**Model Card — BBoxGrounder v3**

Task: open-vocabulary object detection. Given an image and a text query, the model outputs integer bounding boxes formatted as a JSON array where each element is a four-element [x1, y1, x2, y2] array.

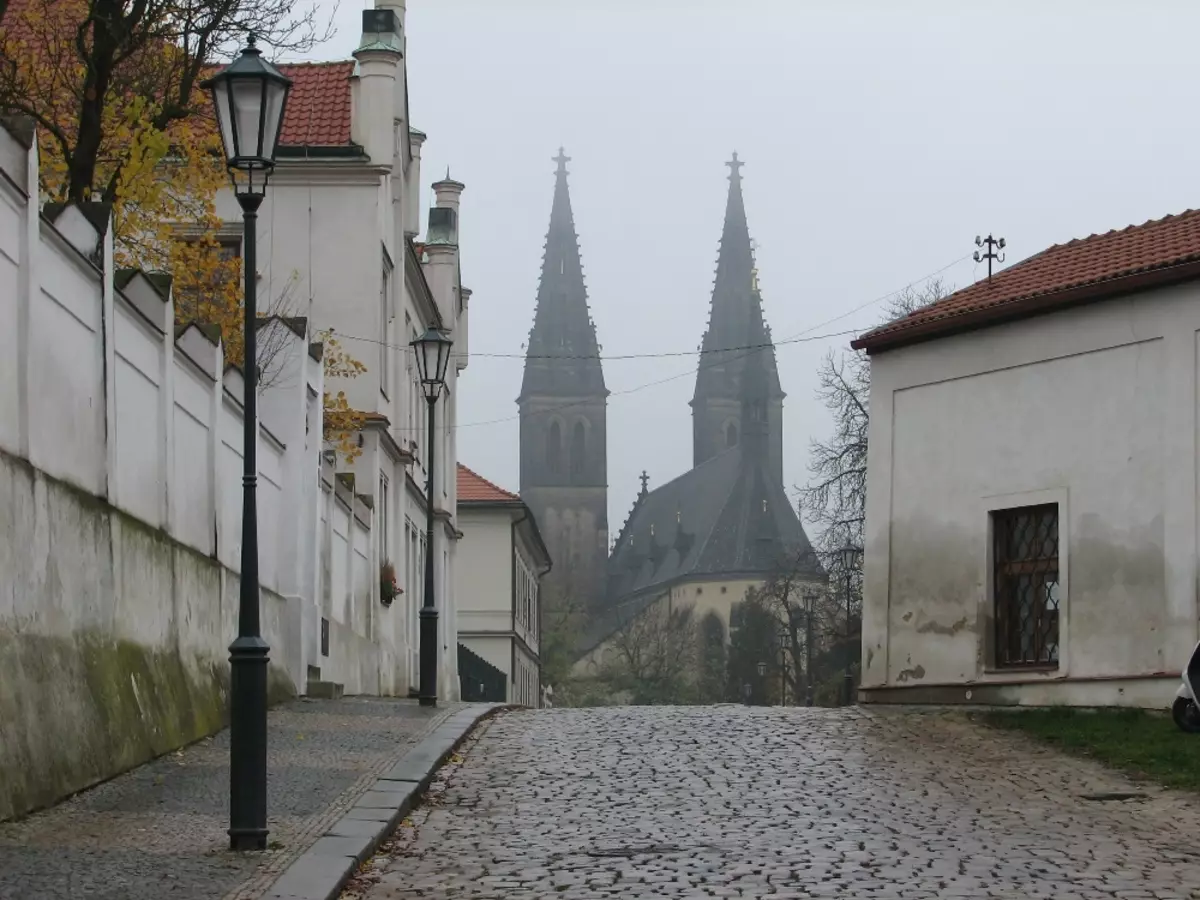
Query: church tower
[[690, 153, 784, 483], [519, 149, 609, 611]]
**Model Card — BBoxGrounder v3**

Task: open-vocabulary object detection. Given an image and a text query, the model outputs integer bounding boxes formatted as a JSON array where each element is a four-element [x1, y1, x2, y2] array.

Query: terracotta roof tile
[[457, 464, 520, 503], [277, 61, 354, 147], [854, 209, 1200, 353]]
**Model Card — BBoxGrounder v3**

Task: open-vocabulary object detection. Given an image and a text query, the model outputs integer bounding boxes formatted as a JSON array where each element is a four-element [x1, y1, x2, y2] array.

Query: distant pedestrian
[[541, 683, 554, 708], [741, 682, 752, 705]]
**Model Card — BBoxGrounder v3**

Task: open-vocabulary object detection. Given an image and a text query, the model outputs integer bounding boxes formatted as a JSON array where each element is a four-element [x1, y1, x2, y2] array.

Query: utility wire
[[331, 253, 972, 364], [329, 253, 972, 433]]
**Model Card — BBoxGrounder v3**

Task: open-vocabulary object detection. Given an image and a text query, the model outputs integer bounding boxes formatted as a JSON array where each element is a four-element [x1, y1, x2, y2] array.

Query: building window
[[570, 421, 586, 476], [726, 421, 738, 448], [547, 421, 562, 473], [993, 504, 1060, 668]]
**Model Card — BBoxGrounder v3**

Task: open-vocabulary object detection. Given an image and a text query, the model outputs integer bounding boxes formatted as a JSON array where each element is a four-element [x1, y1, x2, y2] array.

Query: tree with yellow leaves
[[0, 0, 366, 459]]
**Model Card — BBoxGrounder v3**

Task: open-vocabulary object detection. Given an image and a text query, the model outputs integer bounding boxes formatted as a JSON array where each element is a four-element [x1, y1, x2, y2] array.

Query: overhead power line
[[325, 253, 971, 433]]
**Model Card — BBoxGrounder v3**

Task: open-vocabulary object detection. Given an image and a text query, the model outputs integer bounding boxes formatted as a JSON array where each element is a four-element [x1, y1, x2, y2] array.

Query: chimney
[[351, 8, 402, 166], [422, 175, 465, 325], [427, 173, 464, 245], [433, 173, 464, 218]]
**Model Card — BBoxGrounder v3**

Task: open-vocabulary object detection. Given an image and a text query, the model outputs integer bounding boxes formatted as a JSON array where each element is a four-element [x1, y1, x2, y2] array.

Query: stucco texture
[[861, 285, 1198, 707], [0, 451, 296, 821]]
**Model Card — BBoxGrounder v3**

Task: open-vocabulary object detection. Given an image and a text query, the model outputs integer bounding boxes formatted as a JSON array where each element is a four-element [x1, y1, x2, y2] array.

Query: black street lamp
[[777, 625, 789, 706], [800, 586, 818, 707], [410, 326, 453, 706], [838, 542, 862, 707], [202, 34, 292, 853]]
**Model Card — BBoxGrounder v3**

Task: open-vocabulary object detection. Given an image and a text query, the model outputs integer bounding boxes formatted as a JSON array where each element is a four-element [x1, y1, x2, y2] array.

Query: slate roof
[[605, 445, 822, 604], [582, 444, 822, 656], [854, 209, 1200, 354], [457, 464, 520, 503]]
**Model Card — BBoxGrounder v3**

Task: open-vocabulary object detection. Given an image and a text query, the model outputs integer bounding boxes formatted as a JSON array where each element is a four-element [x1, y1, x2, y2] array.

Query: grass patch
[[979, 707, 1200, 792]]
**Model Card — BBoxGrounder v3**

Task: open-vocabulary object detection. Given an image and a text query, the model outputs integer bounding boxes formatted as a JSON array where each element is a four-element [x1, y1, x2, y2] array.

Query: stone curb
[[260, 702, 510, 900]]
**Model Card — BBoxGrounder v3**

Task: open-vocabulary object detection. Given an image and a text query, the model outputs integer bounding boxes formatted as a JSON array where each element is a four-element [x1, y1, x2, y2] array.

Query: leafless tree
[[600, 599, 697, 705], [792, 279, 951, 700], [800, 278, 951, 558], [0, 0, 335, 205]]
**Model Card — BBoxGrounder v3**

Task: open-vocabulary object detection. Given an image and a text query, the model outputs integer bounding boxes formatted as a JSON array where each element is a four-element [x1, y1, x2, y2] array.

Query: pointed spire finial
[[726, 151, 743, 182], [639, 470, 649, 497], [554, 147, 570, 175]]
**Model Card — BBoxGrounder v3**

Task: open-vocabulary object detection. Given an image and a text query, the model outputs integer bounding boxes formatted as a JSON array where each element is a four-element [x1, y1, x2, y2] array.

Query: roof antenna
[[973, 234, 1006, 283]]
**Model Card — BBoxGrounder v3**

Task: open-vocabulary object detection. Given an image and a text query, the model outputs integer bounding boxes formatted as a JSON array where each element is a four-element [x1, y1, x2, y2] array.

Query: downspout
[[510, 512, 518, 704]]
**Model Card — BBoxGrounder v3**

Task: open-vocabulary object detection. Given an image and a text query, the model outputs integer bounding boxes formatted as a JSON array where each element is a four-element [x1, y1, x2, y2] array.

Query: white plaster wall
[[0, 176, 23, 456], [0, 130, 331, 817], [172, 361, 214, 555], [31, 228, 105, 494], [456, 509, 511, 633], [862, 283, 1200, 704]]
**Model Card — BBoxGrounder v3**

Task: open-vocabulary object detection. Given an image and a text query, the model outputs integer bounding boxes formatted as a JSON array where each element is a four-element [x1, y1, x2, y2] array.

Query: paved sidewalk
[[0, 696, 463, 900]]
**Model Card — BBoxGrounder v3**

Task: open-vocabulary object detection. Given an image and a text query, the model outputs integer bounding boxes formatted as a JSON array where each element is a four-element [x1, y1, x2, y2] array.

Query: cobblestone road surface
[[346, 705, 1200, 899], [0, 697, 459, 900]]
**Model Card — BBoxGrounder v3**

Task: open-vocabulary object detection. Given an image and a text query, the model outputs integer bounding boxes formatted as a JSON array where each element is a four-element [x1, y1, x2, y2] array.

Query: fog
[[304, 0, 1200, 530]]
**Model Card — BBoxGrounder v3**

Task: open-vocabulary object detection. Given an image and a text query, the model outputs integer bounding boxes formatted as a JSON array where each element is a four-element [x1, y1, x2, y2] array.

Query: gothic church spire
[[520, 148, 606, 401], [691, 153, 784, 478]]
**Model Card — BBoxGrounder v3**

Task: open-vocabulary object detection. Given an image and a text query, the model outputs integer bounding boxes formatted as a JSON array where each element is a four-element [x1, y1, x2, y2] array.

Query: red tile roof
[[277, 61, 354, 147], [457, 464, 520, 503], [853, 209, 1200, 354]]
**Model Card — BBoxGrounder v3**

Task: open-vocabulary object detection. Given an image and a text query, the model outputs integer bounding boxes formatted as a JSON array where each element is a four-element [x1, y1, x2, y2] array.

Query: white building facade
[[455, 464, 551, 707], [855, 212, 1200, 708], [214, 0, 470, 700]]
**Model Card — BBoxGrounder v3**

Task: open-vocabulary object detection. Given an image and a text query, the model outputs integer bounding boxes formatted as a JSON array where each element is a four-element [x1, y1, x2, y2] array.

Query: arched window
[[726, 421, 739, 448], [547, 420, 562, 473], [570, 421, 586, 476]]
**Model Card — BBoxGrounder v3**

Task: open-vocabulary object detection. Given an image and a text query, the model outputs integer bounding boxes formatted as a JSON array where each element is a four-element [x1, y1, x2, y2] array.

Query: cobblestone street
[[347, 705, 1200, 899]]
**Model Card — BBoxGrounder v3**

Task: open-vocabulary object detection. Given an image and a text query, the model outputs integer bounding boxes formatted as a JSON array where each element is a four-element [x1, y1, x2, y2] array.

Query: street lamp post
[[410, 326, 453, 707], [838, 543, 862, 707], [756, 660, 767, 706], [202, 34, 292, 853], [778, 625, 789, 706], [800, 587, 817, 707]]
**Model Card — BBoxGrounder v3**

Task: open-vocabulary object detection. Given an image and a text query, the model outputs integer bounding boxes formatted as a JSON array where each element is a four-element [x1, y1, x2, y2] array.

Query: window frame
[[982, 489, 1069, 676]]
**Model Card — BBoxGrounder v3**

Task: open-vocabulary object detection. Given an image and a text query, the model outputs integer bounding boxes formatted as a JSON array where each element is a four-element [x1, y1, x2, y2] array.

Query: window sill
[[983, 665, 1059, 676]]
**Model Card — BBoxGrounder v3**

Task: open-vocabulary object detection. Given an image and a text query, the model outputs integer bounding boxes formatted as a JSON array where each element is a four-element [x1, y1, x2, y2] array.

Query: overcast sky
[[301, 0, 1197, 533]]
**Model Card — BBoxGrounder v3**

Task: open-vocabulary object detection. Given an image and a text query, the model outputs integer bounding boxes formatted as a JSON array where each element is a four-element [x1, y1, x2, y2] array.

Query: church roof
[[582, 443, 822, 656], [520, 149, 606, 402], [692, 153, 783, 405], [605, 445, 822, 605]]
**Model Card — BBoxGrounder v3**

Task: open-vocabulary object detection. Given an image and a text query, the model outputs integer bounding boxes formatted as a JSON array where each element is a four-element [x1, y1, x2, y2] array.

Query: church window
[[570, 421, 586, 476], [726, 421, 739, 448], [547, 421, 562, 473]]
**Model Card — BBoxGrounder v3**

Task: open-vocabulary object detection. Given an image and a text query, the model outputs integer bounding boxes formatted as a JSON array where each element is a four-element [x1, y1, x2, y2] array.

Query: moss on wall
[[0, 451, 297, 822]]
